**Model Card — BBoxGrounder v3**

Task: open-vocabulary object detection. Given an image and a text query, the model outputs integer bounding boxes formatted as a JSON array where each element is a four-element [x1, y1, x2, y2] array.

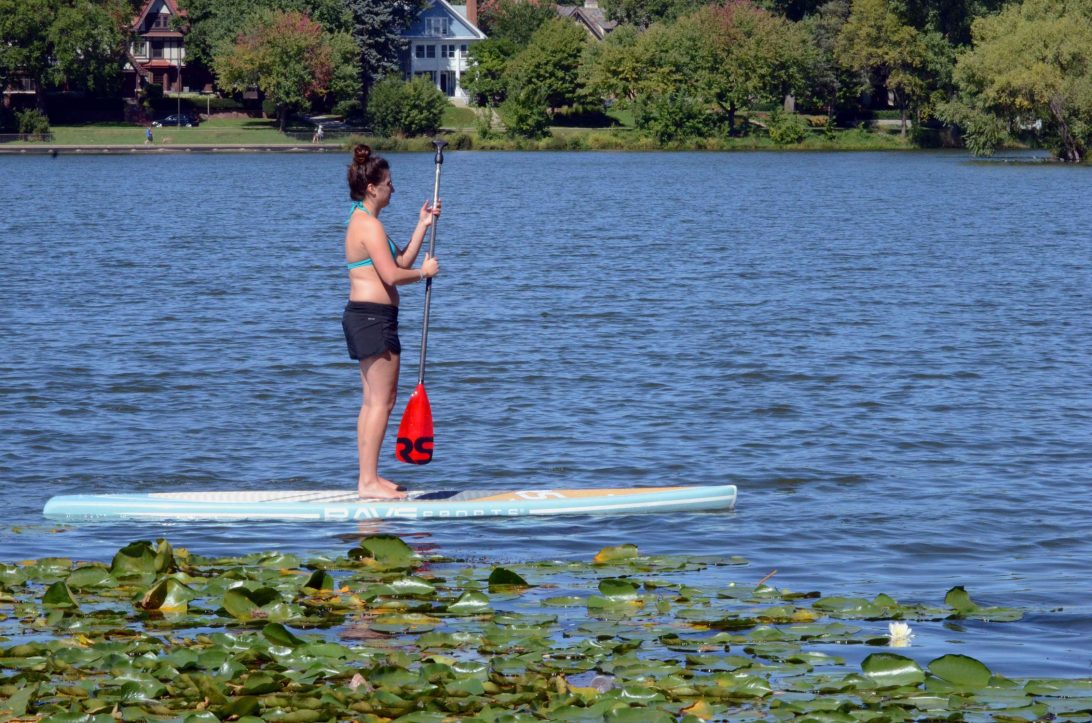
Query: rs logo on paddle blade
[[396, 436, 434, 465]]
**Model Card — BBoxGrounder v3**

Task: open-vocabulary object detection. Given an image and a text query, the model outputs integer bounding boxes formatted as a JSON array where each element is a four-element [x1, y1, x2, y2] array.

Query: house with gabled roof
[[124, 0, 201, 96], [401, 0, 487, 101], [557, 0, 617, 41]]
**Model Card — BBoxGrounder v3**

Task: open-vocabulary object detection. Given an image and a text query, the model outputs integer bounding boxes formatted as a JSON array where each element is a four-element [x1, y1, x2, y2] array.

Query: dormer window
[[151, 13, 170, 30]]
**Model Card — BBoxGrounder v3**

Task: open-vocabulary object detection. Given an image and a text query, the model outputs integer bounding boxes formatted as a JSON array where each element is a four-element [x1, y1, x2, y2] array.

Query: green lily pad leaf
[[446, 677, 486, 696], [3, 682, 35, 716], [370, 612, 442, 632], [862, 652, 926, 688], [352, 535, 417, 568], [223, 586, 283, 619], [242, 672, 281, 695], [303, 569, 334, 591], [0, 562, 25, 587], [42, 581, 79, 609], [447, 591, 491, 615], [66, 565, 113, 590], [137, 577, 195, 612], [110, 541, 161, 577], [594, 544, 639, 564], [543, 595, 585, 607], [488, 567, 530, 590], [928, 654, 992, 690], [263, 622, 306, 648], [389, 576, 438, 596], [599, 578, 639, 599], [218, 695, 260, 718], [943, 586, 1022, 621]]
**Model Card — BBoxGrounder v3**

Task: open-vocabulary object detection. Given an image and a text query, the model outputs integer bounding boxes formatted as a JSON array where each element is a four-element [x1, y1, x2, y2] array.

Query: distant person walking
[[342, 144, 440, 499], [312, 124, 324, 144], [145, 126, 153, 144]]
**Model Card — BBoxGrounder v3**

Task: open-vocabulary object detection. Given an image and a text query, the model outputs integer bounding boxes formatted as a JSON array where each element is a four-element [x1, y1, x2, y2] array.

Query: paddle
[[395, 139, 447, 465]]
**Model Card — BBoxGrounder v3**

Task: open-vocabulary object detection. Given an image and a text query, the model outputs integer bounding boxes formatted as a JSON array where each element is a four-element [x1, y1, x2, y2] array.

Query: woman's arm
[[396, 200, 441, 268], [361, 217, 438, 286]]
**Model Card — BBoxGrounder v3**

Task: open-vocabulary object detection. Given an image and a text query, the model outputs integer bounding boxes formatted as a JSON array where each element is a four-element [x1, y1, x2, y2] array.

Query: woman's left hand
[[419, 199, 442, 227]]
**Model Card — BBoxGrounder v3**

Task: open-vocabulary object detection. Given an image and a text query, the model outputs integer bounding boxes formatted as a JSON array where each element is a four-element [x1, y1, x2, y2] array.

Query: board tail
[[395, 383, 433, 465]]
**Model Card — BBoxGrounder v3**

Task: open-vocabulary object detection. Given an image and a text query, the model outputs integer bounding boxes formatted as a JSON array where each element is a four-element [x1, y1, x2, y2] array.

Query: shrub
[[399, 77, 446, 136], [449, 132, 473, 150], [367, 76, 446, 137], [634, 93, 710, 144], [16, 109, 50, 137], [140, 83, 163, 112], [499, 88, 550, 139], [767, 110, 809, 145], [474, 107, 495, 139]]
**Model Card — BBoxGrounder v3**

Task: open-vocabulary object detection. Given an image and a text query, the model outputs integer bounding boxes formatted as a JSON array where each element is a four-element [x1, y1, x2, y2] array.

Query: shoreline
[[0, 142, 343, 155]]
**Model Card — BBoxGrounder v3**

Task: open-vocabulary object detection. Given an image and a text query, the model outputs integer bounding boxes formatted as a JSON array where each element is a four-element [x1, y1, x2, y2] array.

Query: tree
[[704, 1, 819, 133], [462, 38, 519, 107], [344, 0, 423, 100], [178, 0, 352, 67], [581, 24, 643, 103], [835, 0, 929, 134], [0, 0, 127, 109], [214, 10, 359, 130], [940, 0, 1092, 161], [478, 0, 556, 44], [367, 75, 446, 136], [803, 0, 865, 121], [600, 0, 705, 28], [505, 18, 588, 113]]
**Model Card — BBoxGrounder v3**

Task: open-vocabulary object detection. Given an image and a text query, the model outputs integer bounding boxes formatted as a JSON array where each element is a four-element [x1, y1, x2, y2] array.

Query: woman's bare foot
[[358, 478, 407, 500]]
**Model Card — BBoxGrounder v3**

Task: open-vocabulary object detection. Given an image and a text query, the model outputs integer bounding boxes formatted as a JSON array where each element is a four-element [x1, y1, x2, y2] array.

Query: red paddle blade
[[395, 383, 434, 465]]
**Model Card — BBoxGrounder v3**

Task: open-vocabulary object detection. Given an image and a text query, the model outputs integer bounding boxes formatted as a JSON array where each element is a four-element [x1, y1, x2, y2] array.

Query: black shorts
[[342, 301, 400, 360]]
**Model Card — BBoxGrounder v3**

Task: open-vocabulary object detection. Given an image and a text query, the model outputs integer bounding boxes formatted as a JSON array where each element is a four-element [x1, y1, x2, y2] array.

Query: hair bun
[[353, 144, 371, 166]]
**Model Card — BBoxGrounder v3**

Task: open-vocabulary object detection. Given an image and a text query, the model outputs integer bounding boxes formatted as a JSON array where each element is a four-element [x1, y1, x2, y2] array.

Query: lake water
[[1, 150, 1090, 678]]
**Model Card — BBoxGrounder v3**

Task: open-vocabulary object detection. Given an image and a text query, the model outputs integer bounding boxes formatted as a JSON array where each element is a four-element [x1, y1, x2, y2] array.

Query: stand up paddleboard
[[43, 485, 736, 522]]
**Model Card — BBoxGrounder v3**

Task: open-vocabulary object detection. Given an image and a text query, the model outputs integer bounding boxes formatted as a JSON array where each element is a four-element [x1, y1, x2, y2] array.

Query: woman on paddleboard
[[343, 145, 440, 499]]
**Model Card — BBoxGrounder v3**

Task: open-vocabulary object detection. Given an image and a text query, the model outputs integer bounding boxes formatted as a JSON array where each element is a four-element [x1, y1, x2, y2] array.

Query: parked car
[[153, 114, 200, 128]]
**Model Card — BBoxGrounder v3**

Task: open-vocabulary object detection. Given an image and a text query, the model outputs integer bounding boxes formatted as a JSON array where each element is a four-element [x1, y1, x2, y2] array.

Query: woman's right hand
[[421, 253, 440, 279]]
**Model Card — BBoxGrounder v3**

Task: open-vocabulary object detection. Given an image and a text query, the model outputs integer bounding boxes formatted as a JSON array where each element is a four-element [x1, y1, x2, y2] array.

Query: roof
[[557, 5, 617, 41], [131, 0, 186, 32], [403, 0, 486, 40]]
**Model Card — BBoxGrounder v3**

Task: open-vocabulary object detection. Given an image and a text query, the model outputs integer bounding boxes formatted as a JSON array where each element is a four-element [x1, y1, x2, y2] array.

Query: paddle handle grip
[[417, 139, 446, 385]]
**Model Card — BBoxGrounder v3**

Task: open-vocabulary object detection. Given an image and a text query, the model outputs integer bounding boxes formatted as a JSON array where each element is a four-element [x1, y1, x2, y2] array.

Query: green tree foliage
[[178, 0, 352, 67], [633, 91, 710, 142], [889, 0, 1009, 45], [941, 0, 1092, 161], [704, 1, 819, 132], [835, 0, 929, 134], [0, 0, 127, 106], [344, 0, 423, 98], [581, 24, 642, 103], [367, 75, 446, 136], [478, 0, 556, 44], [505, 18, 588, 113], [462, 38, 519, 107], [803, 0, 864, 120], [214, 10, 359, 130], [499, 86, 551, 138], [600, 0, 705, 29]]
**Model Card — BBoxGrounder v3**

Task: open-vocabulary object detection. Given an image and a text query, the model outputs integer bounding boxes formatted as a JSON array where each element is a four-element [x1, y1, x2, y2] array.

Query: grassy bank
[[9, 112, 926, 152], [1, 537, 1088, 721]]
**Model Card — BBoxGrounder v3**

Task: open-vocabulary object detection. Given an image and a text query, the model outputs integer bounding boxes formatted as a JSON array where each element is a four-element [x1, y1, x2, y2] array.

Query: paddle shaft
[[416, 140, 446, 385]]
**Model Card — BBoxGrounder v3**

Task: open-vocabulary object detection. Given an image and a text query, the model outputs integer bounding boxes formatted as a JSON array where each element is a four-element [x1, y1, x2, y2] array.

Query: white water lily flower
[[888, 621, 914, 647]]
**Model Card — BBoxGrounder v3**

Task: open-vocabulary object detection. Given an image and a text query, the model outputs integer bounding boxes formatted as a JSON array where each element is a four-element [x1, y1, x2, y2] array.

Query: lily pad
[[861, 652, 926, 688], [928, 653, 992, 690]]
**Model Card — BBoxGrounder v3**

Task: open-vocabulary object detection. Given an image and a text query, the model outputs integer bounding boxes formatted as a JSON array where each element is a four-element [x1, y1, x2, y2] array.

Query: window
[[461, 44, 468, 54], [441, 44, 455, 58], [151, 13, 170, 30], [426, 45, 435, 58], [415, 45, 425, 58], [425, 17, 451, 36], [151, 41, 164, 58]]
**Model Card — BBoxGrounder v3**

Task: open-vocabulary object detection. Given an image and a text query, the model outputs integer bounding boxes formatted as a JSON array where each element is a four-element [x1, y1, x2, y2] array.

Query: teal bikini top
[[346, 201, 398, 270]]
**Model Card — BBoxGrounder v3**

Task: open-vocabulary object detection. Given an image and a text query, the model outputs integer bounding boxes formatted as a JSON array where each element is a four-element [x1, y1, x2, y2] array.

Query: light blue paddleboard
[[42, 485, 737, 522]]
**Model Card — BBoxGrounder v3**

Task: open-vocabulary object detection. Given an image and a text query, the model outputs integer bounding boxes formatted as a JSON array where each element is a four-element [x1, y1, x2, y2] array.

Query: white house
[[401, 0, 487, 101]]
